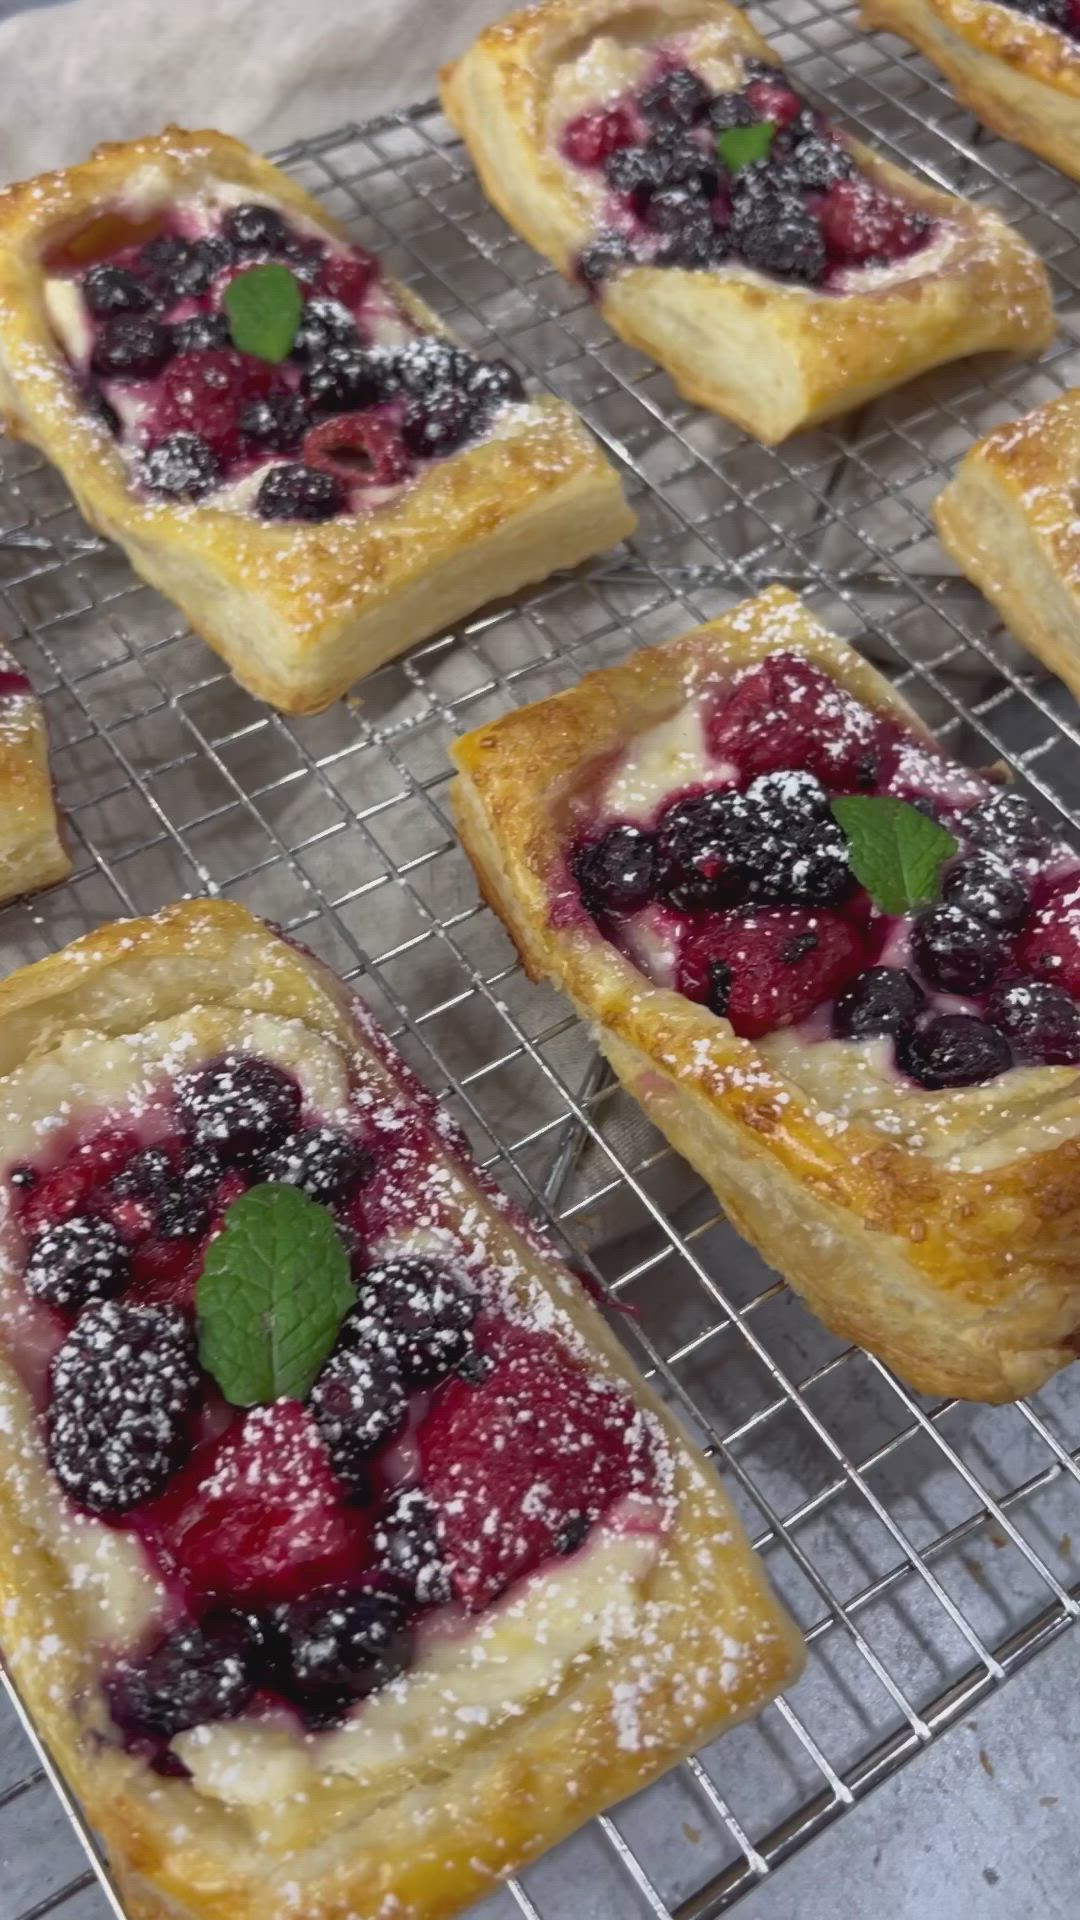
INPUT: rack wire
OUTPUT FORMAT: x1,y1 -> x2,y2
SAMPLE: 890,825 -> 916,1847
3,2 -> 1080,1915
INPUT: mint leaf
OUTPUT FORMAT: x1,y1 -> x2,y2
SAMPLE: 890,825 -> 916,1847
716,121 -> 775,173
196,1184 -> 354,1406
831,795 -> 958,917
223,263 -> 302,363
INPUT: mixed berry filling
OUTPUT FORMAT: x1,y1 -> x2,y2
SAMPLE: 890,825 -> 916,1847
996,0 -> 1080,38
559,50 -> 934,290
53,201 -> 525,517
6,1053 -> 658,1749
569,653 -> 1080,1090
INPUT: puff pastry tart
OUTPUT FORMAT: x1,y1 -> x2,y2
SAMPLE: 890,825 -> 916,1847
439,0 -> 1054,443
934,388 -> 1080,703
0,129 -> 634,715
0,642 -> 70,903
0,898 -> 802,1920
451,585 -> 1080,1403
861,0 -> 1080,183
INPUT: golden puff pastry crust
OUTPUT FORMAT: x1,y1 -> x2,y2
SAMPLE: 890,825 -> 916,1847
0,128 -> 635,715
0,644 -> 70,903
0,898 -> 803,1920
934,388 -> 1080,702
451,585 -> 1080,1403
439,0 -> 1054,443
861,0 -> 1080,182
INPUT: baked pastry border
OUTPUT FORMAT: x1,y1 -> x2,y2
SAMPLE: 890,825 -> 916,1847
439,0 -> 1055,443
0,652 -> 70,905
450,584 -> 1080,1403
0,897 -> 803,1920
0,128 -> 635,714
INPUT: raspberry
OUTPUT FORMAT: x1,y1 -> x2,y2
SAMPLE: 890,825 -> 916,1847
158,350 -> 274,461
1017,875 -> 1080,994
819,179 -> 930,267
317,250 -> 378,310
559,104 -> 638,169
678,906 -> 865,1038
707,653 -> 887,791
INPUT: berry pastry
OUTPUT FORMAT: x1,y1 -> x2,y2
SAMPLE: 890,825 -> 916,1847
0,130 -> 634,714
0,900 -> 802,1920
452,585 -> 1080,1402
861,0 -> 1080,184
0,641 -> 70,903
934,388 -> 1080,702
439,0 -> 1054,443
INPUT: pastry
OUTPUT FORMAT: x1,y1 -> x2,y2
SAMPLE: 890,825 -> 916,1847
934,388 -> 1080,702
860,0 -> 1080,184
0,129 -> 635,715
439,0 -> 1055,443
451,584 -> 1080,1403
0,642 -> 70,903
0,897 -> 802,1920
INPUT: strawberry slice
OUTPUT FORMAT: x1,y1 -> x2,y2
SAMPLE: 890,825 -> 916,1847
559,104 -> 638,169
417,1322 -> 658,1611
154,1401 -> 370,1603
677,906 -> 865,1038
707,653 -> 887,792
819,179 -> 929,267
1017,876 -> 1080,996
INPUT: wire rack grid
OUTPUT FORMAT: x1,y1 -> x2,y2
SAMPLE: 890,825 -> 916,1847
3,3 -> 1080,1917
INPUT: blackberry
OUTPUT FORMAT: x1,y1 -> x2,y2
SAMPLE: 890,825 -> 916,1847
291,298 -> 361,363
943,856 -> 1029,931
140,233 -> 192,273
911,903 -> 1006,994
401,389 -> 482,459
282,233 -> 327,283
604,143 -> 669,199
656,217 -> 725,270
111,1146 -> 174,1198
171,312 -> 231,352
87,384 -> 120,434
756,821 -> 853,908
461,356 -> 526,407
270,1585 -> 411,1723
224,203 -> 289,253
91,314 -> 174,379
574,824 -> 657,915
347,1256 -> 478,1386
309,1344 -> 407,1491
732,194 -> 826,284
177,1055 -> 302,1163
964,790 -> 1051,859
48,1301 -> 198,1515
986,978 -> 1080,1065
790,134 -> 855,191
578,230 -> 633,285
162,237 -> 233,298
833,966 -> 925,1040
1008,0 -> 1070,23
708,92 -> 757,132
745,769 -> 832,834
108,1613 -> 258,1740
238,390 -> 310,452
302,344 -> 384,414
24,1214 -> 130,1311
655,788 -> 757,910
372,1488 -> 450,1606
381,336 -> 472,398
264,1126 -> 373,1202
639,66 -> 712,125
708,960 -> 733,1018
83,264 -> 154,317
897,1014 -> 1013,1090
142,432 -> 221,500
256,463 -> 344,522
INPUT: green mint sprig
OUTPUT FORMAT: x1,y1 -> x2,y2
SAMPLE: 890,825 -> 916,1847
716,121 -> 776,174
831,794 -> 958,917
223,262 -> 303,363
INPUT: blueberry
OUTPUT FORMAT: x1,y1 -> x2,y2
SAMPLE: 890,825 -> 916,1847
401,389 -> 482,459
302,344 -> 383,414
83,264 -> 154,316
574,825 -> 656,914
911,904 -> 1006,994
833,966 -> 925,1040
639,66 -> 712,124
896,1014 -> 1013,1089
291,298 -> 361,363
731,194 -> 826,285
224,203 -> 289,253
256,462 -> 344,522
964,791 -> 1050,858
745,770 -> 831,833
347,1256 -> 477,1386
309,1344 -> 406,1492
142,432 -> 221,500
171,312 -> 231,352
372,1489 -> 450,1605
91,314 -> 174,379
790,134 -> 855,190
140,233 -> 192,273
263,1126 -> 373,1202
708,92 -> 757,131
655,789 -> 757,910
108,1613 -> 258,1739
238,390 -> 310,452
986,978 -> 1080,1065
271,1586 -> 411,1721
24,1214 -> 129,1311
943,856 -> 1029,931
578,230 -> 633,285
48,1301 -> 198,1515
177,1055 -> 302,1163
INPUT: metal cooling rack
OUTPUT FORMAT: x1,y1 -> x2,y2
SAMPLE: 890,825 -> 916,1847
4,3 -> 1080,1916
